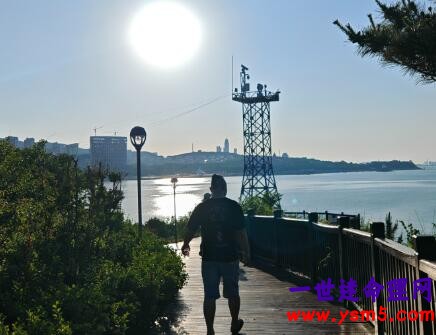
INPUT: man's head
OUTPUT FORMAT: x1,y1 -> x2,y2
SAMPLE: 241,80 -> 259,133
210,174 -> 227,198
203,192 -> 211,202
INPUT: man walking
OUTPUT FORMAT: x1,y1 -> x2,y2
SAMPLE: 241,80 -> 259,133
182,174 -> 251,335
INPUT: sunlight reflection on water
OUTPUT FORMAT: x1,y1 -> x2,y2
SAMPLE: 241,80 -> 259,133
121,170 -> 436,233
122,177 -> 218,221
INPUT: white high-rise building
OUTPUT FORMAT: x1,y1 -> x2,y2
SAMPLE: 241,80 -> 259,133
90,136 -> 127,172
224,138 -> 230,153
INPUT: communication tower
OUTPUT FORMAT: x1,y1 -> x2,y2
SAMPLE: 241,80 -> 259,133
232,64 -> 280,204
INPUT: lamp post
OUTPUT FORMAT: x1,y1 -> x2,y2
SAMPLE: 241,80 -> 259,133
171,177 -> 178,249
130,126 -> 146,237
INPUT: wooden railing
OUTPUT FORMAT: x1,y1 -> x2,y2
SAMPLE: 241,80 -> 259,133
284,211 -> 361,229
284,210 -> 360,225
245,210 -> 436,335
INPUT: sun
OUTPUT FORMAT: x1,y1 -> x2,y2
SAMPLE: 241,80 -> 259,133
128,1 -> 202,69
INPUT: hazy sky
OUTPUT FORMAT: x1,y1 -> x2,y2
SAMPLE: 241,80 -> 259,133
1,0 -> 435,163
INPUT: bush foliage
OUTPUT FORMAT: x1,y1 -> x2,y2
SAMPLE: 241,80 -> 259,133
146,215 -> 196,243
240,192 -> 282,216
0,141 -> 187,334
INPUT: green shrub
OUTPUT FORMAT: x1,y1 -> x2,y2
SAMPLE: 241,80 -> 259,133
0,140 -> 187,334
240,192 -> 282,215
385,212 -> 401,241
399,221 -> 420,248
146,215 -> 195,243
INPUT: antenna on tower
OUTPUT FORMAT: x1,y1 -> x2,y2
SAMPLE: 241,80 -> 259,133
231,55 -> 234,95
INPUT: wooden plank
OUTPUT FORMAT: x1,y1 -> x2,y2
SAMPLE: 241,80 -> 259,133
157,238 -> 374,334
419,259 -> 436,280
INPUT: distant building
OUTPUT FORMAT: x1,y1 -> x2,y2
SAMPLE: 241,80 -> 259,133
216,145 -> 222,153
127,150 -> 163,165
78,147 -> 90,156
45,142 -> 66,155
233,148 -> 237,154
23,138 -> 35,148
282,152 -> 289,158
90,136 -> 127,172
3,136 -> 86,158
66,143 -> 79,157
6,136 -> 19,147
224,138 -> 229,153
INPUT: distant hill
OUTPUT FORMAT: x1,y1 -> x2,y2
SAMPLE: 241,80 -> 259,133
125,151 -> 420,178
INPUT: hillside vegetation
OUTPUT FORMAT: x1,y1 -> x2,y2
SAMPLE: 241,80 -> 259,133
0,141 -> 186,335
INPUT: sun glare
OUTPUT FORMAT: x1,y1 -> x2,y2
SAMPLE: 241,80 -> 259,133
128,1 -> 202,69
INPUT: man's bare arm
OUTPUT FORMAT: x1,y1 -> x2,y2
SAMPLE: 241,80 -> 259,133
181,228 -> 196,256
183,228 -> 196,246
181,205 -> 201,256
235,228 -> 251,264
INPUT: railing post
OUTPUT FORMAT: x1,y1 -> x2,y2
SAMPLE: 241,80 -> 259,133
413,235 -> 436,335
273,209 -> 282,267
308,212 -> 319,283
371,221 -> 385,239
350,214 -> 360,229
246,209 -> 255,258
338,216 -> 350,307
370,221 -> 385,335
414,235 -> 436,261
273,209 -> 283,218
246,208 -> 255,233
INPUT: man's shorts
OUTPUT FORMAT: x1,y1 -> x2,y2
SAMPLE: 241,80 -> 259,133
201,260 -> 239,300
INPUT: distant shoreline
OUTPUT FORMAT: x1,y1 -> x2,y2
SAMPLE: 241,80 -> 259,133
133,167 -> 422,181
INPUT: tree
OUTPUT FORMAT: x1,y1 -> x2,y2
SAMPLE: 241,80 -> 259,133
334,0 -> 436,83
385,212 -> 399,240
240,192 -> 282,216
399,220 -> 420,247
0,140 -> 187,334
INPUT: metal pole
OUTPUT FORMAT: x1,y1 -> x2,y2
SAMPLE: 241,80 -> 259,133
130,126 -> 146,239
173,184 -> 178,249
136,150 -> 142,236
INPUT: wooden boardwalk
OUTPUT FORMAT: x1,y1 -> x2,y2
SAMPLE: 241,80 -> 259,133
159,238 -> 373,335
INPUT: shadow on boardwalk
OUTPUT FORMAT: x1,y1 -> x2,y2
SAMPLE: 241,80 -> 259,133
153,238 -> 373,335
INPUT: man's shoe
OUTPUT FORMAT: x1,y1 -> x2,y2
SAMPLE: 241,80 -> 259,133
231,319 -> 244,334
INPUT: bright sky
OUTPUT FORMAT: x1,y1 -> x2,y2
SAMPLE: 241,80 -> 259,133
0,0 -> 435,163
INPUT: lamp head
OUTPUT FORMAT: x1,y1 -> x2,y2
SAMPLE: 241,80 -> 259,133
171,177 -> 178,184
130,126 -> 146,151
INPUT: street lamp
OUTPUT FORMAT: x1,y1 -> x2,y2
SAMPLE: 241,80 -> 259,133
171,177 -> 178,249
130,126 -> 147,237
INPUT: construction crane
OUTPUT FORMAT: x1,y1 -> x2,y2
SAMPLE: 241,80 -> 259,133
92,126 -> 103,136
